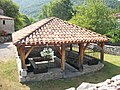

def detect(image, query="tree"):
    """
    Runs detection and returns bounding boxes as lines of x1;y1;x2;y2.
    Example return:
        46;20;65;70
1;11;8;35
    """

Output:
106;29;120;44
0;0;19;17
116;1;120;12
0;0;22;30
39;5;49;20
39;0;74;21
70;0;116;34
0;0;33;30
22;14;36;26
105;0;118;9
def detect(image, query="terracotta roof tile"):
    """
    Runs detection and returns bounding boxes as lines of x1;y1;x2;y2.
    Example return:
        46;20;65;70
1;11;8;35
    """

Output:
12;17;108;46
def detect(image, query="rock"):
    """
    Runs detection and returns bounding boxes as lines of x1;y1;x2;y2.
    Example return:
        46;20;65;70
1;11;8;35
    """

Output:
0;35;12;43
76;74;120;90
20;69;27;77
117;86;120;90
112;75;120;81
66;87;75;90
76;82;95;90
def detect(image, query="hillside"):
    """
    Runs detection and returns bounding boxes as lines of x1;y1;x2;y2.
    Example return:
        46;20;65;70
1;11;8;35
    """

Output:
13;0;53;18
13;0;85;19
13;0;119;19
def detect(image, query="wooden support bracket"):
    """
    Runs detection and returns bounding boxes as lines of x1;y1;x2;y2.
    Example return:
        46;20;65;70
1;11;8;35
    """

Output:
25;46;34;59
70;44;72;51
83;43;89;51
55;46;61;55
17;46;34;69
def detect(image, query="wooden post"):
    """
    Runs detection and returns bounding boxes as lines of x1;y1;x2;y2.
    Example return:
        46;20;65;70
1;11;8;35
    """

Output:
70;44;72;51
16;46;21;56
78;43;84;71
61;45;65;71
20;46;26;69
100;42;104;62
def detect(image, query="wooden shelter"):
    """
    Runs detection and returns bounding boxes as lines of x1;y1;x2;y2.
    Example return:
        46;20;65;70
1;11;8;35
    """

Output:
12;17;108;71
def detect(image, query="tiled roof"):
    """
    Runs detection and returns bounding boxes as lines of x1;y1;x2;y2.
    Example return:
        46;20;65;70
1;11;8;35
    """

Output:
0;15;14;20
12;17;108;46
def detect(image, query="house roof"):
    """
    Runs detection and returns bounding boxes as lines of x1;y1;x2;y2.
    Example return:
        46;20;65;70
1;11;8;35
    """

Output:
0;15;14;20
12;17;108;46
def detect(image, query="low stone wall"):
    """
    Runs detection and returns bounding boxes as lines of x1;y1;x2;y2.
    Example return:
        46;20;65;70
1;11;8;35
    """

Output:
0;35;12;43
73;44;120;56
16;56;63;82
104;45;120;56
26;68;63;81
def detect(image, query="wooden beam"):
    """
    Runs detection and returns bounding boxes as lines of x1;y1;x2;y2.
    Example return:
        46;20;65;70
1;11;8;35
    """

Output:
100;42;104;62
55;46;61;55
78;43;84;71
20;46;26;69
83;43;89;51
25;46;34;59
61;45;65;71
98;42;102;47
70;44;72;51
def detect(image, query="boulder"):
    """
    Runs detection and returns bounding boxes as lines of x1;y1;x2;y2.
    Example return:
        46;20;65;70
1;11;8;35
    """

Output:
66;74;120;90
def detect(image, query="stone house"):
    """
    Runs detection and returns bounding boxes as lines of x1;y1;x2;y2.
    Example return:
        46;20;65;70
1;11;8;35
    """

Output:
0;9;14;43
0;15;14;43
0;15;14;34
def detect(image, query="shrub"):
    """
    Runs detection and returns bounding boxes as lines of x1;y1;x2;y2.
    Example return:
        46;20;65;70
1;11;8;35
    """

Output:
0;30;7;36
106;29;120;44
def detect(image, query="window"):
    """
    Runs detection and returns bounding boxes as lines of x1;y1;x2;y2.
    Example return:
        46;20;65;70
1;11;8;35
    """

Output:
3;20;5;25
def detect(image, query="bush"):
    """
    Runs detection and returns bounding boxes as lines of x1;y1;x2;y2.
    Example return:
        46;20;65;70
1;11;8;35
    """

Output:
70;0;116;35
0;31;7;36
106;29;120;44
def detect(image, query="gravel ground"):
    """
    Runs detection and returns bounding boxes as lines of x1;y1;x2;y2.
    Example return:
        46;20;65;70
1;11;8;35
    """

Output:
0;42;16;62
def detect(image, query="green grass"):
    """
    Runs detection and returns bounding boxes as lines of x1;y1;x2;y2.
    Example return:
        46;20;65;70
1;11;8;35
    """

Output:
0;54;120;90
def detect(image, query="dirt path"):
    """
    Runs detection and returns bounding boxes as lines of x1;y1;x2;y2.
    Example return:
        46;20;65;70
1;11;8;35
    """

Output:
0;42;16;62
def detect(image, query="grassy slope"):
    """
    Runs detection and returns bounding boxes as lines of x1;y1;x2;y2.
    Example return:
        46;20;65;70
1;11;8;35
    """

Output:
0;54;120;90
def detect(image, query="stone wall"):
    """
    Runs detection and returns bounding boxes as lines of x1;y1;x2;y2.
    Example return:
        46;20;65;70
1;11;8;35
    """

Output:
0;35;12;43
73;44;120;56
104;45;120;56
0;19;14;34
